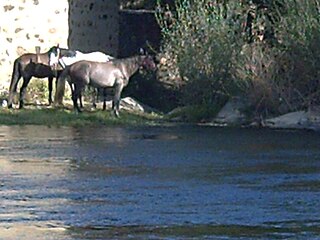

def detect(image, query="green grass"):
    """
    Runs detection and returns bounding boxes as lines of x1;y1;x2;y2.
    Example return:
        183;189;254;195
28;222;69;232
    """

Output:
0;107;164;127
0;102;221;127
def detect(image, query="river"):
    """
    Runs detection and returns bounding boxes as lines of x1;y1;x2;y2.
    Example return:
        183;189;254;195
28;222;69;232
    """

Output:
0;125;319;239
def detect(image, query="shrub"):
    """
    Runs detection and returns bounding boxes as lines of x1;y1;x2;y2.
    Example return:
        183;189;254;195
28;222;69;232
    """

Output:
156;0;244;107
235;0;320;116
157;0;320;118
272;0;320;109
25;79;49;103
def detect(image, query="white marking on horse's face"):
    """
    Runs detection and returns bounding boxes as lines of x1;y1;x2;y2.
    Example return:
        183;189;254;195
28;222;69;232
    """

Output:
49;52;59;68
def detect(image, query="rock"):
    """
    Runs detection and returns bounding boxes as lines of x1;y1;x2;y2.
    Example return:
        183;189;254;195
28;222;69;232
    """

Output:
1;99;7;108
95;97;160;114
304;106;320;131
120;97;160;114
264;111;309;129
166;106;189;122
213;97;249;126
264;108;320;130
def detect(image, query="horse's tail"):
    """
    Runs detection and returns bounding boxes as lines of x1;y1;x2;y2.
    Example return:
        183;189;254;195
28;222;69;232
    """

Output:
54;67;69;105
7;59;21;108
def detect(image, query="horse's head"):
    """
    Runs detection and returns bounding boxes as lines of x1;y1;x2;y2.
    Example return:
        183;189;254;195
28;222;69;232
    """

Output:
138;48;157;71
48;45;60;70
141;55;157;71
48;45;77;70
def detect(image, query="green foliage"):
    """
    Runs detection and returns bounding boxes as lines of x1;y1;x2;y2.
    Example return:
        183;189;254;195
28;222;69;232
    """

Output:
271;0;320;109
156;0;320;118
166;104;222;122
156;0;244;106
235;0;320;115
120;0;175;10
25;79;49;103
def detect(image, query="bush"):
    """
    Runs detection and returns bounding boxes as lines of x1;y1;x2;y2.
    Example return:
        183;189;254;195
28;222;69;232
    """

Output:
233;42;282;116
157;0;320;119
25;79;50;103
235;0;320;116
156;0;244;107
272;0;320;109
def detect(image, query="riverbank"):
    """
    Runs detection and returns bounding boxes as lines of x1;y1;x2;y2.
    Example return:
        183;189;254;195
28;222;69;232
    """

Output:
0;104;164;127
2;100;320;132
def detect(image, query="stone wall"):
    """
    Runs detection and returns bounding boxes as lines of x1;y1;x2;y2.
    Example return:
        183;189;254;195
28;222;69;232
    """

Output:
68;0;119;57
0;0;119;93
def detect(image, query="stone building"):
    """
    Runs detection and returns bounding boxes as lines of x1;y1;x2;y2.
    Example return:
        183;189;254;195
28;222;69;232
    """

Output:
0;0;119;92
68;0;119;55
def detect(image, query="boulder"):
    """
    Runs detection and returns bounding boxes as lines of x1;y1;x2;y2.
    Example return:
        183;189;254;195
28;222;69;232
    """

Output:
95;97;160;114
213;97;249;126
264;108;320;130
120;97;160;114
0;88;8;108
264;111;309;129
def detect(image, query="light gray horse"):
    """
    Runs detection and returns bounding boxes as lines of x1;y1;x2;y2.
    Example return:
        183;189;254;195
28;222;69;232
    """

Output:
55;54;156;117
48;45;114;106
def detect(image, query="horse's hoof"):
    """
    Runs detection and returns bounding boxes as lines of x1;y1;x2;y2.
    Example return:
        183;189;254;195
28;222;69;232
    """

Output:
74;108;82;113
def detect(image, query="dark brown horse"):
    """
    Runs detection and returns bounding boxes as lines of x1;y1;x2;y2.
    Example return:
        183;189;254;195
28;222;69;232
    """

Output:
56;54;156;116
7;46;76;109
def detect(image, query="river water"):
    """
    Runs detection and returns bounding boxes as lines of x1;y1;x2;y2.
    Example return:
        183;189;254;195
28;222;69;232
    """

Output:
0;125;319;239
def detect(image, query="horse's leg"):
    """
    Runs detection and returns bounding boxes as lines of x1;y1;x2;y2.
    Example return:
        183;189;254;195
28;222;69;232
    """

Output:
68;82;74;95
48;77;53;105
112;83;124;117
72;84;83;113
54;70;67;106
96;88;99;108
8;60;21;108
67;81;76;109
67;81;78;109
102;88;107;110
53;72;60;106
79;91;83;108
19;77;31;109
71;89;79;112
92;87;97;109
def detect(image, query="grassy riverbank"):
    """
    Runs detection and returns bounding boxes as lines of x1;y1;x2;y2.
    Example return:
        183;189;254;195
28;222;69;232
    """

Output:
0;105;164;127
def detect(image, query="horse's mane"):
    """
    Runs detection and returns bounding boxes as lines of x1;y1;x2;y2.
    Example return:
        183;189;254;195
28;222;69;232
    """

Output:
60;48;77;58
108;56;143;78
111;55;142;67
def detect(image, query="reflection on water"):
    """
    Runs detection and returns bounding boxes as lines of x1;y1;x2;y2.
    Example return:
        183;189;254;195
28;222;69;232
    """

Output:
0;125;320;239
